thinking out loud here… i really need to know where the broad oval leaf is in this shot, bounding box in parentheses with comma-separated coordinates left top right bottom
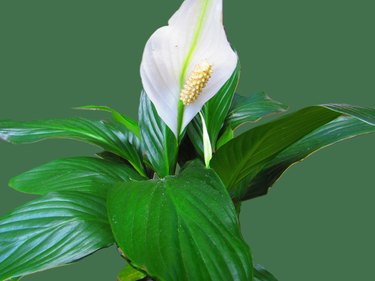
(211, 104, 375, 201)
(139, 91, 178, 177)
(0, 118, 145, 176)
(0, 191, 114, 280)
(108, 161, 252, 281)
(9, 157, 145, 196)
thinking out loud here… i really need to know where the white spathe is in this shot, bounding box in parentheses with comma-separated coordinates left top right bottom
(140, 0, 238, 137)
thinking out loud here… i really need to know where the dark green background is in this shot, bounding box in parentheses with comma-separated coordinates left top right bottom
(0, 0, 374, 280)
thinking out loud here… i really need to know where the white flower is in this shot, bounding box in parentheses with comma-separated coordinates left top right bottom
(140, 0, 238, 137)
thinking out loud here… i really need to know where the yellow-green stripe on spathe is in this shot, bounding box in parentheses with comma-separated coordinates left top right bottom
(177, 0, 212, 139)
(179, 0, 211, 88)
(177, 0, 211, 138)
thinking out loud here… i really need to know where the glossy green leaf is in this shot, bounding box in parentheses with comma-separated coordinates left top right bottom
(187, 64, 240, 154)
(0, 191, 114, 280)
(216, 126, 234, 150)
(245, 115, 375, 200)
(139, 91, 178, 177)
(203, 64, 240, 146)
(322, 104, 375, 125)
(212, 106, 339, 193)
(0, 118, 145, 176)
(96, 151, 132, 164)
(118, 265, 146, 281)
(254, 264, 278, 281)
(212, 104, 375, 201)
(108, 161, 252, 281)
(185, 115, 204, 157)
(226, 92, 288, 130)
(76, 105, 141, 137)
(9, 157, 145, 196)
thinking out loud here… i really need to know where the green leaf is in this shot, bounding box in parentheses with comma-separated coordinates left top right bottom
(0, 118, 145, 176)
(187, 64, 240, 154)
(322, 104, 375, 125)
(216, 126, 234, 150)
(96, 151, 131, 164)
(9, 157, 145, 196)
(185, 115, 205, 157)
(211, 104, 375, 201)
(0, 191, 114, 280)
(108, 161, 252, 281)
(76, 105, 141, 137)
(118, 265, 146, 281)
(226, 92, 288, 130)
(215, 92, 287, 149)
(245, 114, 375, 200)
(139, 91, 178, 177)
(203, 64, 240, 146)
(254, 264, 278, 281)
(212, 106, 339, 193)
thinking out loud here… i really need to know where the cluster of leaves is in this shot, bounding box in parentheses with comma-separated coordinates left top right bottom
(0, 66, 374, 281)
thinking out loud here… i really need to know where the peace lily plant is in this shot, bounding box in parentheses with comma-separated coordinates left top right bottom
(0, 0, 374, 280)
